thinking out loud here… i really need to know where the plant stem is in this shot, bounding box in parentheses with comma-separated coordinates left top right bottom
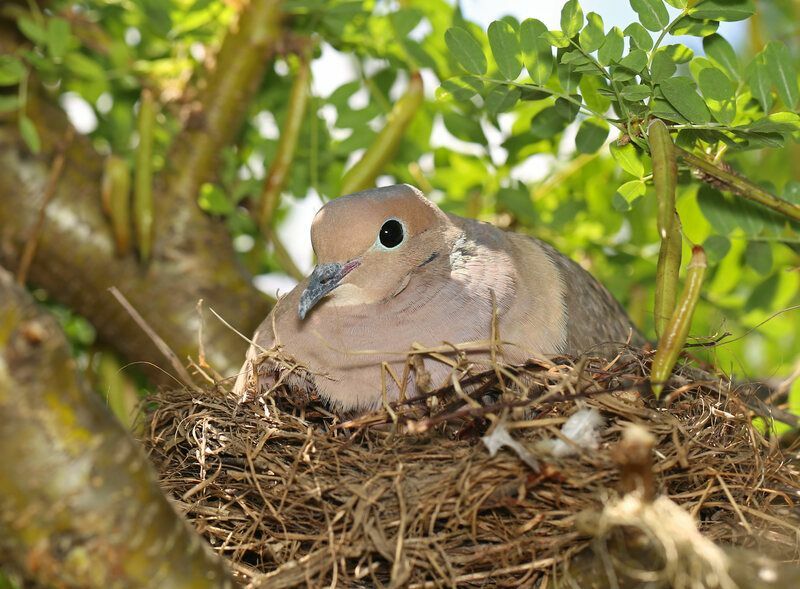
(676, 147, 800, 222)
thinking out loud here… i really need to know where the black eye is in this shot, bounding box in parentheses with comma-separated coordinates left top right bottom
(379, 219, 404, 249)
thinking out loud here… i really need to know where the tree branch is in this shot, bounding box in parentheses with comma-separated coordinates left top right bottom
(0, 268, 234, 588)
(676, 147, 800, 223)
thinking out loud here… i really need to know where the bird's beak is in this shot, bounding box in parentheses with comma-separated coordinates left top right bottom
(298, 259, 361, 320)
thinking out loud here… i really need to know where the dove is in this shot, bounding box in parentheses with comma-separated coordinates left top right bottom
(234, 184, 642, 412)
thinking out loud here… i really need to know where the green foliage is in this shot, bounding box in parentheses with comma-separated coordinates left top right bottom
(7, 0, 798, 414)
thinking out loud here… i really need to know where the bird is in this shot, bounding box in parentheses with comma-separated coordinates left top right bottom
(233, 184, 642, 413)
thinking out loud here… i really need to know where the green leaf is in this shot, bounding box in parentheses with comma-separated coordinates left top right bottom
(764, 41, 799, 108)
(630, 0, 670, 32)
(445, 27, 487, 75)
(530, 106, 568, 139)
(618, 49, 648, 73)
(614, 179, 647, 210)
(698, 67, 734, 101)
(697, 186, 765, 236)
(579, 12, 605, 52)
(661, 44, 694, 64)
(542, 30, 571, 48)
(17, 16, 47, 45)
(0, 95, 20, 113)
(664, 0, 688, 7)
(65, 52, 107, 80)
(554, 96, 581, 121)
(575, 117, 609, 153)
(703, 34, 740, 78)
(580, 74, 611, 113)
(784, 181, 800, 204)
(443, 110, 486, 144)
(557, 49, 583, 93)
(689, 0, 755, 21)
(746, 53, 773, 112)
(650, 50, 677, 84)
(624, 23, 653, 51)
(744, 241, 772, 276)
(46, 18, 71, 61)
(0, 55, 26, 86)
(620, 83, 652, 101)
(670, 16, 719, 36)
(488, 20, 522, 80)
(485, 84, 521, 115)
(439, 75, 483, 102)
(560, 0, 584, 38)
(598, 26, 624, 65)
(745, 273, 779, 312)
(198, 183, 234, 215)
(703, 235, 730, 263)
(521, 19, 553, 84)
(19, 115, 41, 154)
(610, 142, 644, 177)
(659, 76, 711, 123)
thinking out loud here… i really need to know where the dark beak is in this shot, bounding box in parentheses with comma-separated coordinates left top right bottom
(298, 260, 360, 320)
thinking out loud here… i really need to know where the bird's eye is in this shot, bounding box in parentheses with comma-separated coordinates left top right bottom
(378, 219, 404, 249)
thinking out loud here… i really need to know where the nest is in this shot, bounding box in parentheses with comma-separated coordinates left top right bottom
(144, 349, 800, 588)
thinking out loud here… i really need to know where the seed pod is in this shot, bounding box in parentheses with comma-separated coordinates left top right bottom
(102, 156, 132, 256)
(649, 118, 681, 338)
(134, 89, 155, 263)
(258, 50, 312, 233)
(340, 71, 424, 195)
(651, 246, 707, 399)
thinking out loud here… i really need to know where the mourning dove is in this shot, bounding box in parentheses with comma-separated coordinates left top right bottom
(234, 184, 642, 412)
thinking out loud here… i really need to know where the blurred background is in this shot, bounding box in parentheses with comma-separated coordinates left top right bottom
(0, 0, 797, 425)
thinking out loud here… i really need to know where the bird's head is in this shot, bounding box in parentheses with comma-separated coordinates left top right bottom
(298, 184, 453, 319)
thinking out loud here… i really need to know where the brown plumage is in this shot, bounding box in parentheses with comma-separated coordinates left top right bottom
(234, 184, 642, 412)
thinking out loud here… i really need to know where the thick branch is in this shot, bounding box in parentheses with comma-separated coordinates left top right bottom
(0, 268, 234, 588)
(677, 147, 800, 223)
(164, 0, 284, 208)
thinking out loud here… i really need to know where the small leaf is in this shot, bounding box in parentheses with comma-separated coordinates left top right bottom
(445, 27, 487, 75)
(560, 0, 584, 38)
(620, 83, 652, 101)
(703, 235, 730, 263)
(661, 43, 694, 64)
(698, 67, 734, 101)
(557, 49, 583, 93)
(744, 241, 772, 276)
(746, 53, 773, 112)
(0, 55, 26, 86)
(615, 180, 647, 209)
(19, 115, 41, 154)
(530, 106, 568, 139)
(575, 117, 609, 153)
(689, 0, 755, 21)
(670, 16, 719, 36)
(579, 12, 605, 52)
(764, 41, 799, 108)
(630, 0, 670, 32)
(745, 273, 779, 312)
(703, 34, 740, 78)
(65, 52, 106, 80)
(0, 95, 20, 113)
(618, 49, 648, 72)
(580, 74, 611, 113)
(17, 16, 47, 44)
(443, 110, 486, 144)
(485, 84, 521, 115)
(624, 22, 653, 51)
(439, 75, 484, 102)
(554, 96, 581, 121)
(542, 30, 571, 48)
(784, 181, 800, 204)
(598, 26, 624, 65)
(488, 20, 522, 80)
(521, 19, 553, 84)
(46, 18, 71, 61)
(650, 50, 677, 83)
(660, 76, 712, 123)
(610, 142, 644, 177)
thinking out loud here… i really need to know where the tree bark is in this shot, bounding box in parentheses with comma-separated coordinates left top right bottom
(0, 1, 284, 382)
(0, 268, 235, 588)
